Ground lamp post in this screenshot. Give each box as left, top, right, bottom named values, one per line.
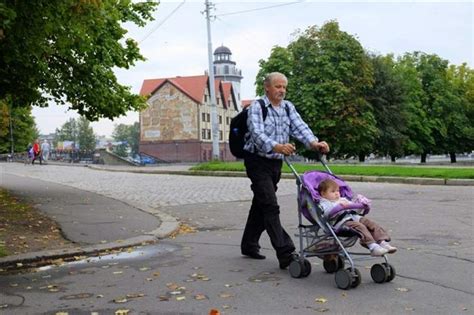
left=204, top=0, right=219, bottom=160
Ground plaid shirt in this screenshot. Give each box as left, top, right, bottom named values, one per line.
left=244, top=96, right=318, bottom=159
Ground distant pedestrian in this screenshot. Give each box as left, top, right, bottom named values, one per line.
left=25, top=143, right=33, bottom=165
left=41, top=140, right=51, bottom=162
left=31, top=139, right=42, bottom=165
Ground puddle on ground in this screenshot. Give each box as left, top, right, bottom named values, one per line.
left=33, top=243, right=180, bottom=272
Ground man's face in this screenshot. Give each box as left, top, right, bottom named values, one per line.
left=265, top=76, right=287, bottom=104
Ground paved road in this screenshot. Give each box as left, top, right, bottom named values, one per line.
left=0, top=162, right=473, bottom=314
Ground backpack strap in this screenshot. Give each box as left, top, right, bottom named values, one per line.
left=256, top=99, right=268, bottom=121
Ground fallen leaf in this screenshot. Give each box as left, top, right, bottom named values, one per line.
left=315, top=297, right=328, bottom=304
left=219, top=293, right=234, bottom=298
left=115, top=309, right=129, bottom=315
left=113, top=271, right=123, bottom=275
left=113, top=297, right=128, bottom=303
left=194, top=294, right=208, bottom=300
left=176, top=296, right=186, bottom=301
left=396, top=287, right=410, bottom=292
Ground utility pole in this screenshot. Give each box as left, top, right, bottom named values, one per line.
left=204, top=0, right=219, bottom=160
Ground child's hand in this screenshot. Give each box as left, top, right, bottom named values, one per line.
left=339, top=200, right=350, bottom=207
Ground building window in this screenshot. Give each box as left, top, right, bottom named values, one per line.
left=204, top=95, right=208, bottom=102
left=224, top=65, right=229, bottom=74
left=226, top=117, right=230, bottom=125
left=202, top=129, right=206, bottom=139
left=219, top=115, right=222, bottom=124
left=202, top=113, right=206, bottom=122
left=207, top=129, right=211, bottom=139
left=219, top=131, right=223, bottom=140
left=207, top=113, right=210, bottom=122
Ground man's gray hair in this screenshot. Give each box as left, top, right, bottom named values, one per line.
left=264, top=72, right=288, bottom=85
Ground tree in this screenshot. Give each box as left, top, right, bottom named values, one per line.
left=54, top=117, right=95, bottom=151
left=0, top=100, right=38, bottom=154
left=394, top=54, right=434, bottom=162
left=366, top=54, right=408, bottom=162
left=444, top=64, right=474, bottom=162
left=0, top=0, right=158, bottom=121
left=77, top=117, right=96, bottom=151
left=257, top=21, right=377, bottom=161
left=112, top=122, right=139, bottom=157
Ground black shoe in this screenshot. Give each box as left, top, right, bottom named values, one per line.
left=279, top=253, right=296, bottom=269
left=242, top=251, right=266, bottom=260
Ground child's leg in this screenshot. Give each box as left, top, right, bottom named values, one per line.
left=344, top=220, right=376, bottom=246
left=359, top=217, right=390, bottom=243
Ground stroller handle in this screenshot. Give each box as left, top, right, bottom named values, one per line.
left=283, top=152, right=333, bottom=181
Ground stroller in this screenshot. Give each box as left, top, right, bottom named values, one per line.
left=284, top=156, right=396, bottom=289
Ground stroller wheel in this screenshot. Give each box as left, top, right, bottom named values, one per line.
left=335, top=269, right=353, bottom=290
left=289, top=260, right=304, bottom=278
left=371, top=263, right=389, bottom=283
left=383, top=263, right=396, bottom=282
left=323, top=255, right=344, bottom=273
left=301, top=259, right=312, bottom=277
left=350, top=268, right=362, bottom=288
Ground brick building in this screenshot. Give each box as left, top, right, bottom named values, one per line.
left=139, top=46, right=244, bottom=162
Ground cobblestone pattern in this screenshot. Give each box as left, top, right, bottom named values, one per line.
left=0, top=164, right=301, bottom=210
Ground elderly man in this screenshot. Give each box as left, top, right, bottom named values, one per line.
left=241, top=72, right=329, bottom=269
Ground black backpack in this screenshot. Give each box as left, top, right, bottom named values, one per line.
left=229, top=99, right=289, bottom=158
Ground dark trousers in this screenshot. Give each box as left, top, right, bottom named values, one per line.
left=241, top=153, right=295, bottom=259
left=32, top=152, right=42, bottom=165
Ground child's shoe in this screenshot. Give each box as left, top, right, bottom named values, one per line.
left=370, top=245, right=389, bottom=257
left=380, top=241, right=397, bottom=254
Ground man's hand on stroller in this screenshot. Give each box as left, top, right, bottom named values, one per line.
left=274, top=143, right=296, bottom=156
left=310, top=141, right=330, bottom=154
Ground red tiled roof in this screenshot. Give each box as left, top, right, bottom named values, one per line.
left=221, top=82, right=232, bottom=109
left=140, top=75, right=208, bottom=104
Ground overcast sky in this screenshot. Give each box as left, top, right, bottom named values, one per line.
left=32, top=0, right=473, bottom=137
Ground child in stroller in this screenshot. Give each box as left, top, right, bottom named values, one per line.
left=318, top=179, right=397, bottom=256
left=284, top=157, right=397, bottom=289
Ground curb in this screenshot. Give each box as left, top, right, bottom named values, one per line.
left=88, top=165, right=474, bottom=186
left=0, top=203, right=180, bottom=271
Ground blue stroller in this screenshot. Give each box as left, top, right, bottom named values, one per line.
left=284, top=157, right=396, bottom=289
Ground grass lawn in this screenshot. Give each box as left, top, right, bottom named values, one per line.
left=191, top=161, right=474, bottom=179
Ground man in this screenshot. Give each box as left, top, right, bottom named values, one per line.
left=241, top=72, right=329, bottom=269
left=41, top=139, right=51, bottom=162
left=31, top=139, right=42, bottom=165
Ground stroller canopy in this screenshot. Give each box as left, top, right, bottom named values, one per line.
left=301, top=170, right=353, bottom=202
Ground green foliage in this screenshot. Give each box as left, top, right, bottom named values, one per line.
left=445, top=64, right=474, bottom=154
left=77, top=117, right=96, bottom=151
left=54, top=117, right=95, bottom=150
left=0, top=0, right=158, bottom=121
left=367, top=54, right=408, bottom=160
left=257, top=21, right=377, bottom=161
left=0, top=99, right=38, bottom=154
left=112, top=122, right=139, bottom=156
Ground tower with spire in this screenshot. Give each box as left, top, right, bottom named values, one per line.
left=213, top=45, right=243, bottom=106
